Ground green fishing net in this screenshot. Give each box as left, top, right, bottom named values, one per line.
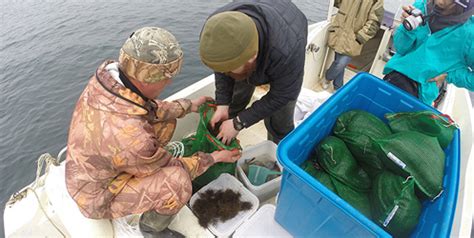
left=385, top=111, right=457, bottom=149
left=301, top=159, right=371, bottom=217
left=375, top=131, right=445, bottom=200
left=371, top=171, right=422, bottom=238
left=331, top=177, right=372, bottom=218
left=333, top=110, right=391, bottom=178
left=316, top=136, right=371, bottom=192
left=181, top=102, right=241, bottom=191
left=301, top=160, right=336, bottom=193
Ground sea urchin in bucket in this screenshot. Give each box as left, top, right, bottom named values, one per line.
left=191, top=189, right=253, bottom=227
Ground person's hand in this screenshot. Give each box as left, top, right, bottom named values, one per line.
left=210, top=105, right=229, bottom=128
left=190, top=96, right=213, bottom=113
left=428, top=73, right=447, bottom=88
left=401, top=5, right=415, bottom=21
left=211, top=149, right=241, bottom=163
left=217, top=118, right=239, bottom=145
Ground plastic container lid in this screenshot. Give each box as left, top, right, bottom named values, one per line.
left=189, top=173, right=259, bottom=237
left=233, top=204, right=292, bottom=238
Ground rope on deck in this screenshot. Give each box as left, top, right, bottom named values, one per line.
left=165, top=141, right=185, bottom=158
left=6, top=153, right=66, bottom=237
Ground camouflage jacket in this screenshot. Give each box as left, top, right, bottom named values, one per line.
left=65, top=61, right=214, bottom=218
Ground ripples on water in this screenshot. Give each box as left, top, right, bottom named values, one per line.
left=0, top=0, right=327, bottom=232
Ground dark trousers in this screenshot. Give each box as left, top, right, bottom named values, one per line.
left=229, top=80, right=296, bottom=144
left=383, top=71, right=419, bottom=98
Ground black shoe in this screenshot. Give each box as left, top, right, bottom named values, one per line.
left=139, top=222, right=185, bottom=238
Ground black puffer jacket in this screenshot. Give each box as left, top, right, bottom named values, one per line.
left=211, top=0, right=308, bottom=127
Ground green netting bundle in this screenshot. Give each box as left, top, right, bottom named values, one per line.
left=375, top=131, right=445, bottom=200
left=385, top=111, right=457, bottom=149
left=181, top=102, right=241, bottom=191
left=316, top=136, right=371, bottom=192
left=371, top=171, right=422, bottom=238
left=301, top=160, right=336, bottom=193
left=189, top=102, right=241, bottom=153
left=181, top=135, right=196, bottom=156
left=333, top=110, right=391, bottom=178
left=330, top=177, right=372, bottom=218
left=301, top=159, right=371, bottom=217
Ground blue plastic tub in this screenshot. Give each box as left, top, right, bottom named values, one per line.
left=275, top=73, right=460, bottom=237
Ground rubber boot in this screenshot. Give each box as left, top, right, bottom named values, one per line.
left=139, top=210, right=184, bottom=238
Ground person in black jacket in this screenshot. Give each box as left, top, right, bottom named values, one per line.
left=199, top=0, right=308, bottom=144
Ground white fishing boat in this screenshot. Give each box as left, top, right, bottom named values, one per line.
left=4, top=0, right=473, bottom=237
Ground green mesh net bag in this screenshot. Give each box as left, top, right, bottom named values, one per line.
left=181, top=135, right=196, bottom=156
left=301, top=159, right=371, bottom=217
left=375, top=131, right=445, bottom=200
left=301, top=160, right=336, bottom=193
left=385, top=111, right=457, bottom=149
left=371, top=171, right=422, bottom=238
left=181, top=102, right=241, bottom=191
left=316, top=136, right=371, bottom=192
left=330, top=177, right=372, bottom=218
left=333, top=110, right=391, bottom=178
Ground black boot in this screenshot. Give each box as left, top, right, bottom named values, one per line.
left=139, top=211, right=184, bottom=238
left=139, top=226, right=185, bottom=238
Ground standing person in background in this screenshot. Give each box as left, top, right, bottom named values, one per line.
left=383, top=0, right=473, bottom=105
left=65, top=27, right=240, bottom=238
left=323, top=0, right=384, bottom=91
left=199, top=0, right=308, bottom=145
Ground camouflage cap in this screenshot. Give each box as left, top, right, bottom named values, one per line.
left=119, top=27, right=184, bottom=83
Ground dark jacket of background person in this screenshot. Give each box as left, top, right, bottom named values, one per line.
left=328, top=0, right=385, bottom=57
left=211, top=0, right=308, bottom=128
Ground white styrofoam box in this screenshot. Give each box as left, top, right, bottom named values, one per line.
left=233, top=204, right=292, bottom=238
left=113, top=205, right=213, bottom=238
left=189, top=173, right=259, bottom=237
left=236, top=140, right=282, bottom=202
left=168, top=205, right=214, bottom=238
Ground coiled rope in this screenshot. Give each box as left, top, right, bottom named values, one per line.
left=6, top=153, right=66, bottom=237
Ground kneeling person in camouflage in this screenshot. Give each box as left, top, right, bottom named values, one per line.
left=65, top=27, right=240, bottom=236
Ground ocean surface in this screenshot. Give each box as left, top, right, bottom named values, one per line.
left=0, top=0, right=328, bottom=234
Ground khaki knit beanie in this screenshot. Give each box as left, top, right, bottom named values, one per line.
left=199, top=11, right=258, bottom=73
